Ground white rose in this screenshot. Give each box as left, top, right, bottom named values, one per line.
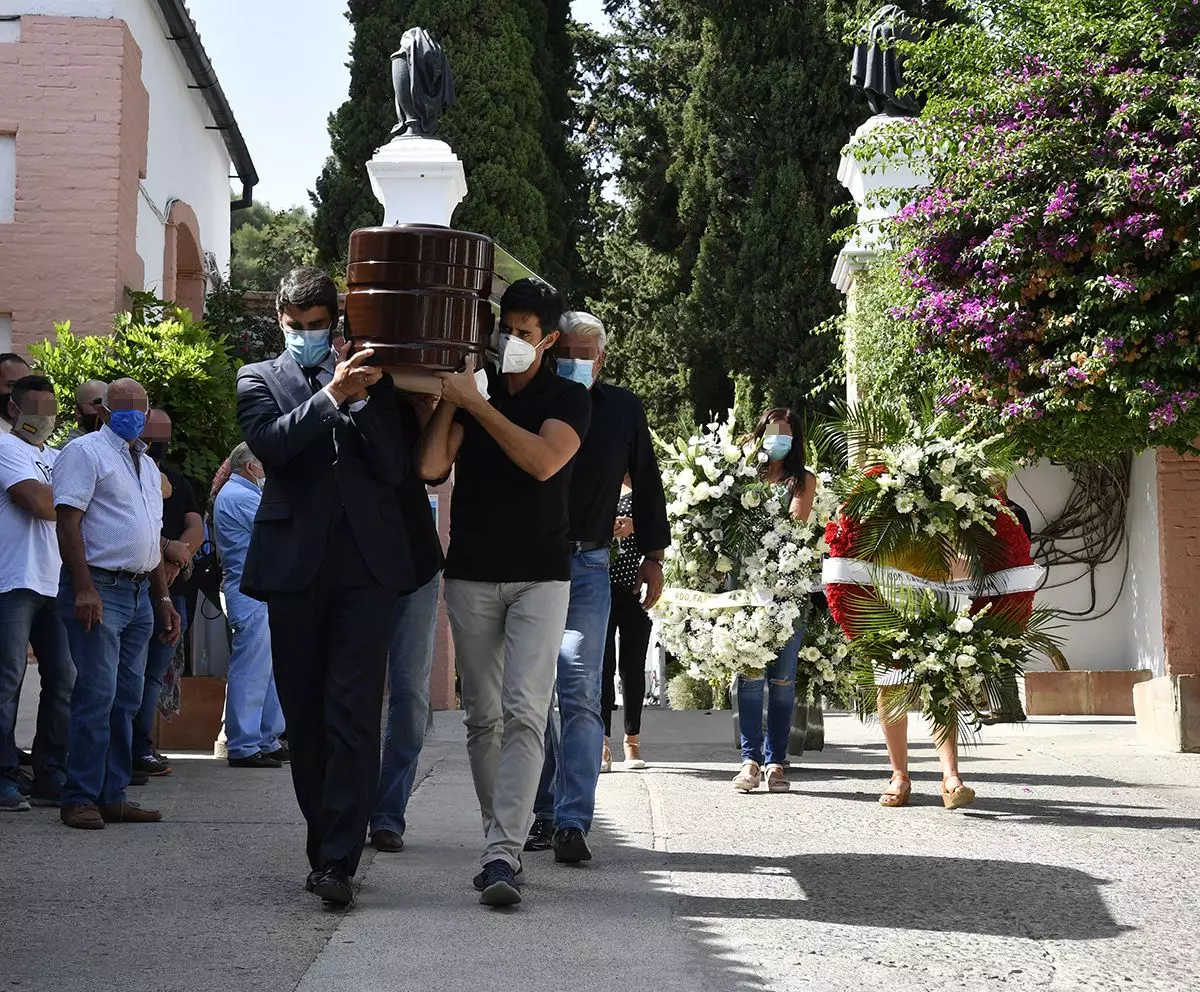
left=716, top=555, right=734, bottom=572
left=723, top=444, right=741, bottom=464
left=940, top=458, right=958, bottom=475
left=694, top=482, right=712, bottom=501
left=955, top=653, right=976, bottom=668
left=741, top=490, right=762, bottom=509
left=685, top=560, right=700, bottom=574
left=952, top=616, right=974, bottom=634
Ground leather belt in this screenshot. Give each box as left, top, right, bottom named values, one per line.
left=89, top=566, right=151, bottom=583
left=573, top=540, right=609, bottom=553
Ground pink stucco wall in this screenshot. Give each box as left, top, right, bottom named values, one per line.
left=0, top=16, right=148, bottom=355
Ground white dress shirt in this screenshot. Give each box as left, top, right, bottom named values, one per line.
left=52, top=423, right=164, bottom=573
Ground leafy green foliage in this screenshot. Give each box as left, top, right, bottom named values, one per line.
left=230, top=203, right=318, bottom=292
left=29, top=296, right=240, bottom=491
left=312, top=0, right=591, bottom=297
left=583, top=1, right=875, bottom=433
left=846, top=585, right=1060, bottom=745
left=847, top=0, right=1200, bottom=462
left=203, top=283, right=284, bottom=367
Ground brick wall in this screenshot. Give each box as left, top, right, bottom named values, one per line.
left=0, top=16, right=148, bottom=356
left=1157, top=446, right=1200, bottom=677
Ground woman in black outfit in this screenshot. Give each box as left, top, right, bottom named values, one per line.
left=601, top=477, right=652, bottom=771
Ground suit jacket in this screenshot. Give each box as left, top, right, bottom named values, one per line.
left=235, top=350, right=418, bottom=600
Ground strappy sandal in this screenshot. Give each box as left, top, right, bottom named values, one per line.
left=941, top=775, right=976, bottom=810
left=879, top=773, right=911, bottom=808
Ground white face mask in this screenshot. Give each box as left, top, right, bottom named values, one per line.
left=498, top=333, right=539, bottom=374
left=251, top=464, right=266, bottom=490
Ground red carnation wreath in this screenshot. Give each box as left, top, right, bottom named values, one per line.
left=823, top=502, right=1037, bottom=642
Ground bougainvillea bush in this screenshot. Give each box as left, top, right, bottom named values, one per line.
left=851, top=0, right=1200, bottom=462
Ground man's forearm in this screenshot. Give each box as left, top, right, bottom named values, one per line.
left=57, top=516, right=93, bottom=593
left=150, top=563, right=171, bottom=601
left=418, top=400, right=458, bottom=480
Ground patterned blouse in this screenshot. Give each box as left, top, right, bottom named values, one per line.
left=610, top=492, right=642, bottom=591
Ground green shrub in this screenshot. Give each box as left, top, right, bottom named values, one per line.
left=203, top=282, right=283, bottom=366
left=30, top=295, right=240, bottom=492
left=667, top=673, right=715, bottom=711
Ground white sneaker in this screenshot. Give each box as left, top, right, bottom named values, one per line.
left=732, top=761, right=762, bottom=793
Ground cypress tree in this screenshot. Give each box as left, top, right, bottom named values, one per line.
left=312, top=0, right=587, bottom=293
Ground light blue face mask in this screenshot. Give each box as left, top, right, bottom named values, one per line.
left=284, top=328, right=332, bottom=369
left=557, top=357, right=595, bottom=389
left=762, top=433, right=793, bottom=462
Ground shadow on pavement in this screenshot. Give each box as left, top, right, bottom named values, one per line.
left=640, top=852, right=1129, bottom=940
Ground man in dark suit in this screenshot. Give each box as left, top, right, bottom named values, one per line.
left=236, top=267, right=416, bottom=906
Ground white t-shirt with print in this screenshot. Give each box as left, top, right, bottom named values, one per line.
left=0, top=433, right=60, bottom=596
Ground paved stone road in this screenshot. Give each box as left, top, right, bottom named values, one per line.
left=4, top=684, right=1198, bottom=992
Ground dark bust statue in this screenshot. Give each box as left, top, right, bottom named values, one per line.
left=391, top=27, right=456, bottom=137
left=850, top=4, right=921, bottom=117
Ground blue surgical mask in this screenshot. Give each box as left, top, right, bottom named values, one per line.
left=107, top=408, right=147, bottom=442
left=557, top=357, right=595, bottom=389
left=284, top=328, right=332, bottom=369
left=762, top=434, right=793, bottom=462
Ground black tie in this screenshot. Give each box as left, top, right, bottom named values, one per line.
left=305, top=368, right=323, bottom=396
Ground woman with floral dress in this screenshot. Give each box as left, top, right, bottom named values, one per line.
left=732, top=408, right=817, bottom=794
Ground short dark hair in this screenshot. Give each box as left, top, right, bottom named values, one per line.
left=10, top=374, right=54, bottom=407
left=0, top=352, right=30, bottom=369
left=276, top=266, right=339, bottom=319
left=499, top=279, right=563, bottom=335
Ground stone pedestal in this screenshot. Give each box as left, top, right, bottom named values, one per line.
left=1134, top=676, right=1200, bottom=752
left=1023, top=670, right=1152, bottom=717
left=366, top=135, right=467, bottom=227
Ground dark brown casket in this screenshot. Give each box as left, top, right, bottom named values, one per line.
left=343, top=225, right=496, bottom=392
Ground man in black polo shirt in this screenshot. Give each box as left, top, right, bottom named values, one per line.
left=526, top=311, right=670, bottom=864
left=132, top=408, right=204, bottom=777
left=420, top=279, right=590, bottom=908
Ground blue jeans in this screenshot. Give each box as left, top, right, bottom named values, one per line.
left=0, top=589, right=75, bottom=794
left=533, top=548, right=612, bottom=833
left=737, top=609, right=807, bottom=767
left=59, top=569, right=154, bottom=807
left=372, top=572, right=441, bottom=835
left=223, top=590, right=285, bottom=760
left=132, top=593, right=188, bottom=759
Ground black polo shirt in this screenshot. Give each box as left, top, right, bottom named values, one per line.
left=395, top=400, right=445, bottom=588
left=445, top=358, right=591, bottom=582
left=158, top=462, right=201, bottom=594
left=567, top=381, right=670, bottom=551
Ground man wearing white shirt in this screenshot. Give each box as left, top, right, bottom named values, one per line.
left=0, top=375, right=74, bottom=812
left=0, top=353, right=32, bottom=436
left=53, top=378, right=181, bottom=830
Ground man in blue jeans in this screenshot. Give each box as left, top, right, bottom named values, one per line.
left=131, top=409, right=204, bottom=776
left=213, top=442, right=287, bottom=768
left=370, top=393, right=445, bottom=853
left=527, top=312, right=670, bottom=864
left=54, top=378, right=181, bottom=829
left=0, top=374, right=74, bottom=810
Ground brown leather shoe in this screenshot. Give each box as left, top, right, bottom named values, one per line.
left=97, top=801, right=162, bottom=823
left=61, top=804, right=105, bottom=830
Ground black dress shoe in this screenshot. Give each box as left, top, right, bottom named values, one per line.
left=228, top=752, right=283, bottom=769
left=552, top=827, right=592, bottom=864
left=371, top=829, right=404, bottom=853
left=524, top=818, right=555, bottom=852
left=265, top=744, right=291, bottom=763
left=304, top=870, right=320, bottom=893
left=311, top=866, right=353, bottom=906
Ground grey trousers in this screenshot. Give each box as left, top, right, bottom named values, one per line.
left=445, top=578, right=571, bottom=869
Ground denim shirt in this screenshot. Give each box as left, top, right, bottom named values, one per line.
left=213, top=474, right=261, bottom=598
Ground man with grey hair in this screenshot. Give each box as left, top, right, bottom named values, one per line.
left=213, top=442, right=285, bottom=769
left=526, top=311, right=669, bottom=864
left=60, top=380, right=107, bottom=447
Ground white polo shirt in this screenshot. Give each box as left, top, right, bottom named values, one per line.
left=0, top=433, right=60, bottom=596
left=52, top=424, right=163, bottom=574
